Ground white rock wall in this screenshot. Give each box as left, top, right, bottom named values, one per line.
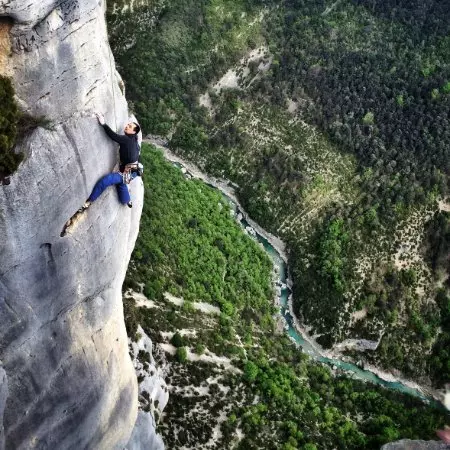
left=0, top=0, right=143, bottom=448
left=380, top=440, right=448, bottom=450
left=0, top=366, right=7, bottom=450
left=127, top=325, right=168, bottom=450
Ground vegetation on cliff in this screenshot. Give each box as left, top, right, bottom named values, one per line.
left=0, top=75, right=52, bottom=182
left=0, top=76, right=22, bottom=180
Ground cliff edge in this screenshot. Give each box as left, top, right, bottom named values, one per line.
left=0, top=1, right=143, bottom=448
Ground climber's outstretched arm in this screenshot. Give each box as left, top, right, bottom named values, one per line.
left=95, top=113, right=128, bottom=144
left=102, top=123, right=128, bottom=144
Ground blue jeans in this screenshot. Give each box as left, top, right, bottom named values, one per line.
left=88, top=172, right=131, bottom=204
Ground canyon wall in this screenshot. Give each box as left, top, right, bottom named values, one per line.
left=0, top=1, right=144, bottom=448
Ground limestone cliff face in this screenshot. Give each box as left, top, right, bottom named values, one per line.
left=0, top=1, right=143, bottom=448
left=0, top=367, right=6, bottom=450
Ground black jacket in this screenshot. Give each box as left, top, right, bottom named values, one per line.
left=102, top=124, right=140, bottom=171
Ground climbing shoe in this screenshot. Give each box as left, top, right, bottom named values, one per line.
left=127, top=202, right=133, bottom=208
left=77, top=201, right=91, bottom=213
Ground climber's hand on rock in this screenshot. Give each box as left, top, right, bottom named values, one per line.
left=95, top=113, right=105, bottom=125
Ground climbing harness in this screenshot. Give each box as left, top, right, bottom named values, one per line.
left=121, top=162, right=144, bottom=184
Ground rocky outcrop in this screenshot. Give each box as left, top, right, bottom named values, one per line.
left=333, top=338, right=381, bottom=352
left=380, top=440, right=448, bottom=450
left=126, top=325, right=168, bottom=450
left=131, top=326, right=169, bottom=414
left=126, top=411, right=165, bottom=450
left=0, top=1, right=143, bottom=449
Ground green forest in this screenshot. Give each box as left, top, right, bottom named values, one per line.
left=123, top=145, right=448, bottom=449
left=125, top=144, right=274, bottom=323
left=109, top=0, right=450, bottom=385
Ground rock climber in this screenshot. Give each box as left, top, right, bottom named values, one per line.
left=82, top=113, right=141, bottom=210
